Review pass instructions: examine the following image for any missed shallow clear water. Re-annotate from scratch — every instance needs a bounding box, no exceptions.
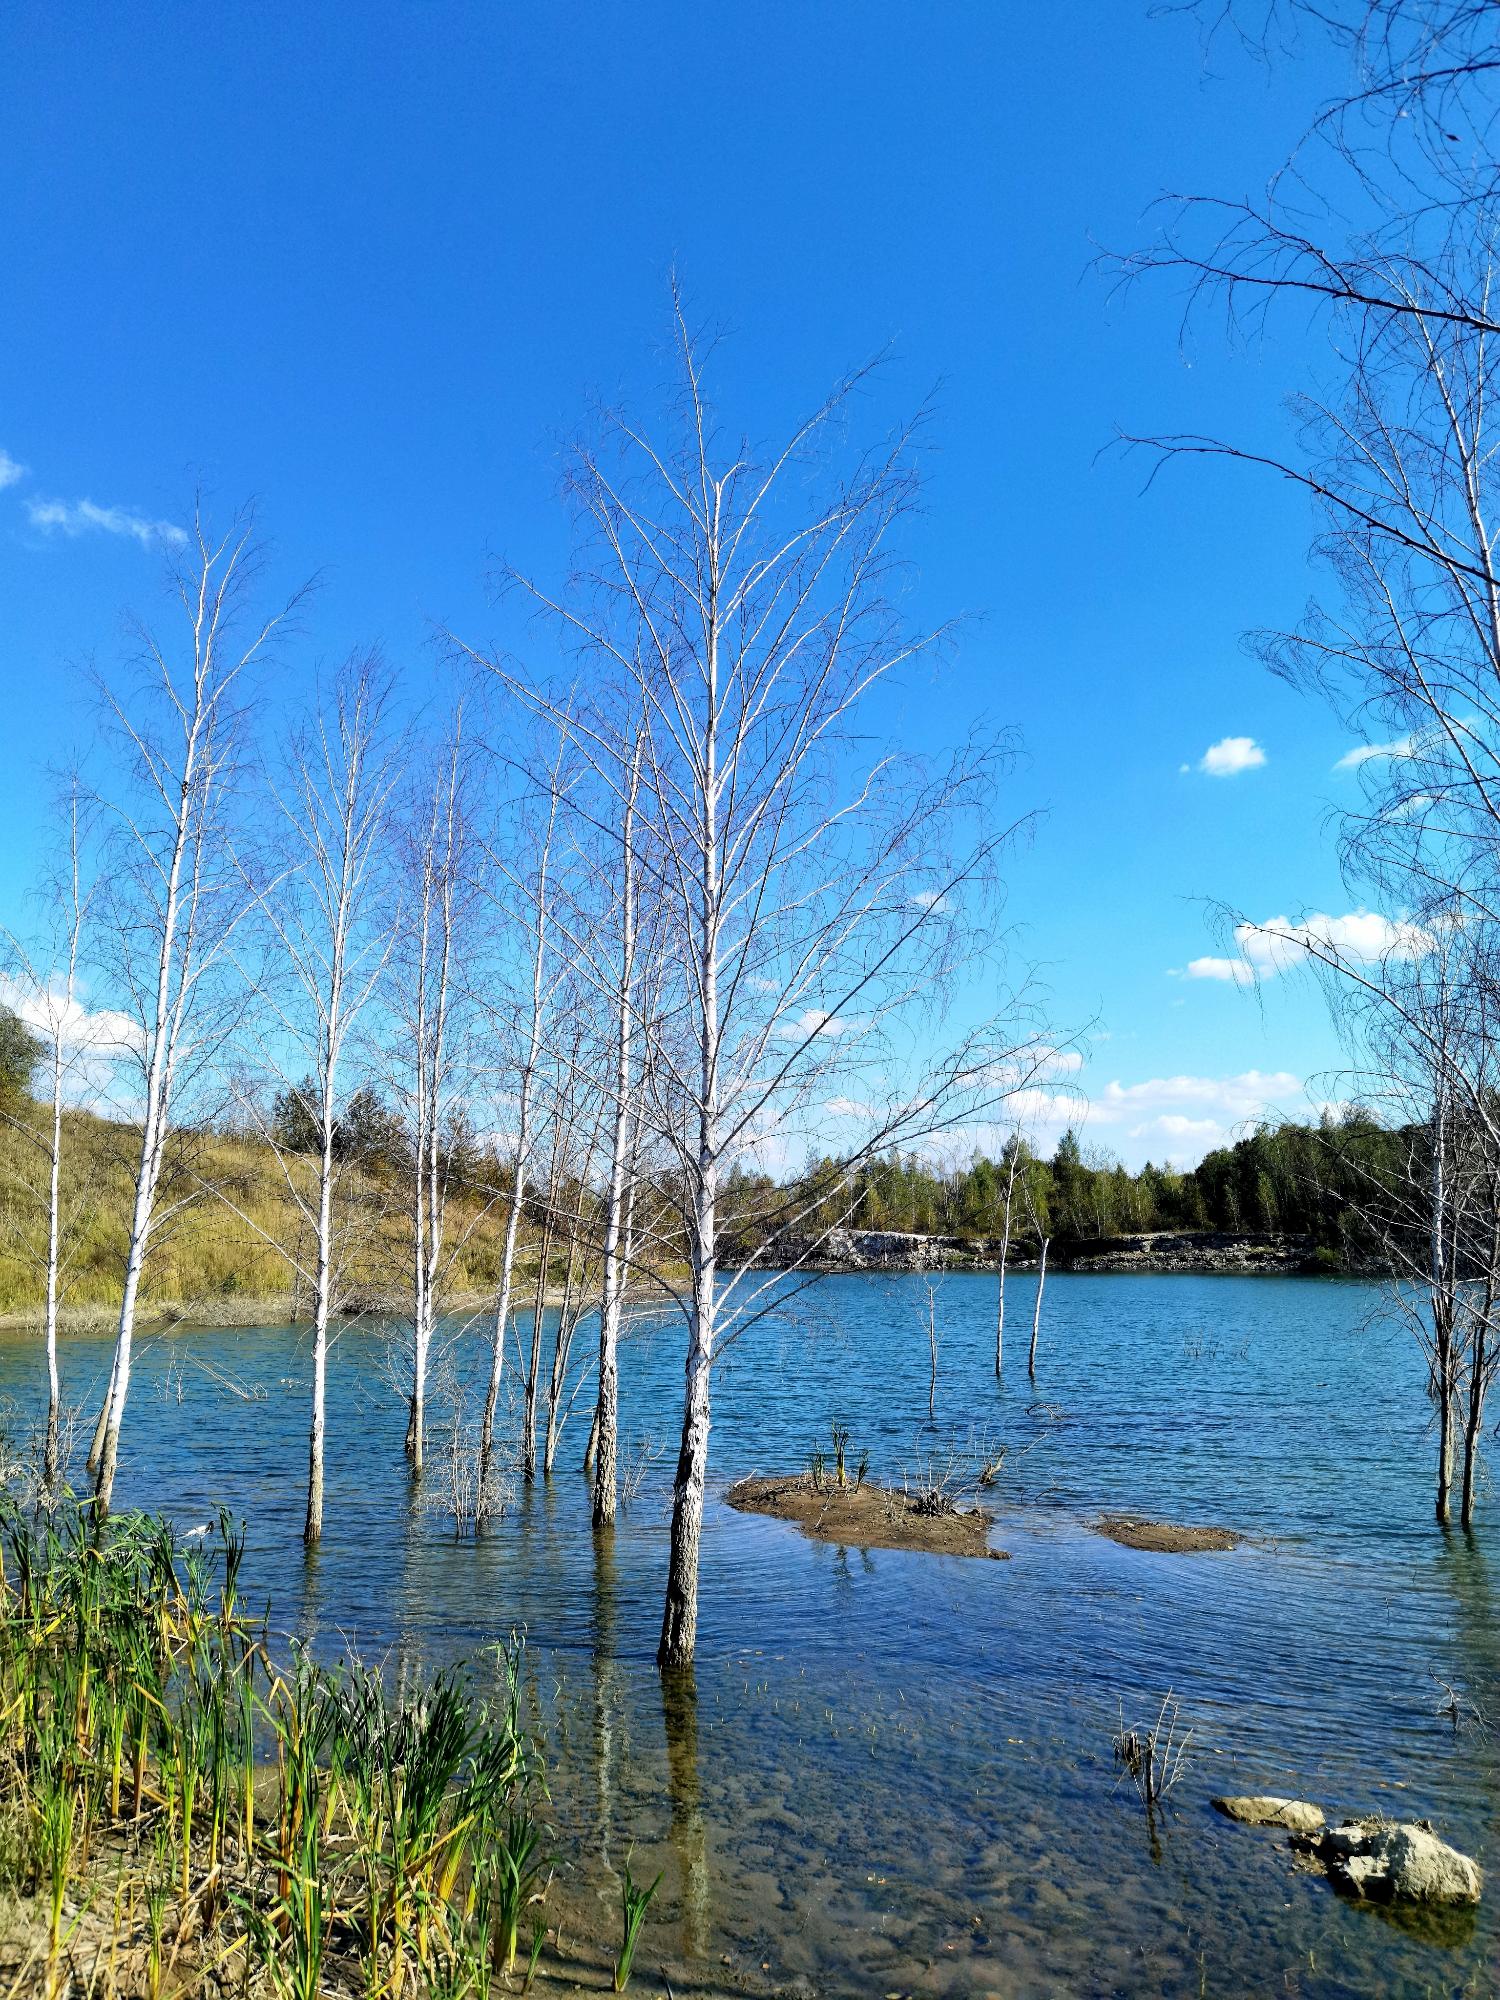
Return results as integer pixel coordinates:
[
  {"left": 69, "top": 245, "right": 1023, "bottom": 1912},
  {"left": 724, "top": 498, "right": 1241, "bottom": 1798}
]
[{"left": 3, "top": 1274, "right": 1498, "bottom": 1997}]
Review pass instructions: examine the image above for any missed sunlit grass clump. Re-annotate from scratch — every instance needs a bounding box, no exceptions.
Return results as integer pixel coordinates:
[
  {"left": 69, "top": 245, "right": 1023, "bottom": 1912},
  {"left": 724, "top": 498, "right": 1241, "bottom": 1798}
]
[{"left": 0, "top": 1504, "right": 565, "bottom": 1997}]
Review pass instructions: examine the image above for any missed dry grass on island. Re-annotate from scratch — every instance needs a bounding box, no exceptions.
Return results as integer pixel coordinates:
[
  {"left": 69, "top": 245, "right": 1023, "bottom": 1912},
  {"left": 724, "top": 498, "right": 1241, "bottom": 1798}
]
[{"left": 726, "top": 1470, "right": 1008, "bottom": 1560}]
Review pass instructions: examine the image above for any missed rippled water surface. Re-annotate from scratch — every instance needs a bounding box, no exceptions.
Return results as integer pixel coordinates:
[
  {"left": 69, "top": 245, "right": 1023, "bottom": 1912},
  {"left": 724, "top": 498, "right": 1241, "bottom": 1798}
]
[{"left": 4, "top": 1274, "right": 1498, "bottom": 1997}]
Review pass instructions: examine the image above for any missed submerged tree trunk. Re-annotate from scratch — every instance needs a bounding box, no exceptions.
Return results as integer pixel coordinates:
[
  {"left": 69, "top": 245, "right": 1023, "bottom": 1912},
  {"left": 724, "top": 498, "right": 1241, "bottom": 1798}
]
[
  {"left": 1436, "top": 1341, "right": 1455, "bottom": 1526},
  {"left": 659, "top": 835, "right": 718, "bottom": 1670},
  {"left": 96, "top": 1108, "right": 167, "bottom": 1512},
  {"left": 1028, "top": 1236, "right": 1049, "bottom": 1380},
  {"left": 544, "top": 1241, "right": 581, "bottom": 1478},
  {"left": 522, "top": 1215, "right": 554, "bottom": 1484},
  {"left": 305, "top": 1111, "right": 336, "bottom": 1545},
  {"left": 1460, "top": 1334, "right": 1483, "bottom": 1531},
  {"left": 404, "top": 741, "right": 462, "bottom": 1482},
  {"left": 593, "top": 739, "right": 641, "bottom": 1528},
  {"left": 1431, "top": 1090, "right": 1456, "bottom": 1527},
  {"left": 481, "top": 789, "right": 555, "bottom": 1505},
  {"left": 659, "top": 1278, "right": 713, "bottom": 1670},
  {"left": 995, "top": 1146, "right": 1018, "bottom": 1378},
  {"left": 42, "top": 1023, "right": 66, "bottom": 1490},
  {"left": 481, "top": 1148, "right": 526, "bottom": 1503},
  {"left": 1459, "top": 1252, "right": 1496, "bottom": 1532},
  {"left": 408, "top": 1152, "right": 430, "bottom": 1475}
]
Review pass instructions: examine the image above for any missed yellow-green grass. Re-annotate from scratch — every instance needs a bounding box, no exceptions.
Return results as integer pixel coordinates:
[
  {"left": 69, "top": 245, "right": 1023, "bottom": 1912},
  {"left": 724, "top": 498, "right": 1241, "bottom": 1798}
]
[{"left": 0, "top": 1107, "right": 526, "bottom": 1323}]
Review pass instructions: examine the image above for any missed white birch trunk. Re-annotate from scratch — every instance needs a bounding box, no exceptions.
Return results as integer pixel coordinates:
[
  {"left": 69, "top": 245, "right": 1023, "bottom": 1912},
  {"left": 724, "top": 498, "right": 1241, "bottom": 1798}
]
[
  {"left": 995, "top": 1145, "right": 1017, "bottom": 1379},
  {"left": 659, "top": 628, "right": 720, "bottom": 1673},
  {"left": 480, "top": 786, "right": 555, "bottom": 1502},
  {"left": 593, "top": 744, "right": 641, "bottom": 1528},
  {"left": 95, "top": 826, "right": 187, "bottom": 1513},
  {"left": 1028, "top": 1235, "right": 1049, "bottom": 1380}
]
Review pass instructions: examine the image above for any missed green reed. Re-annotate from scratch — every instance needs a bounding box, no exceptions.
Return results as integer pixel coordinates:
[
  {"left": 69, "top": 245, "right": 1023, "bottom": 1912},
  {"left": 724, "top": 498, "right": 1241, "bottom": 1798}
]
[
  {"left": 0, "top": 1500, "right": 599, "bottom": 1999},
  {"left": 613, "top": 1855, "right": 662, "bottom": 1992}
]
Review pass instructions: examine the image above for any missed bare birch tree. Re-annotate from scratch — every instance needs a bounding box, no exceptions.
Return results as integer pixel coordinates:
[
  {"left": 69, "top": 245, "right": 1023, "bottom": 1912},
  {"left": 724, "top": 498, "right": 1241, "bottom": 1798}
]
[
  {"left": 474, "top": 742, "right": 570, "bottom": 1507},
  {"left": 1120, "top": 2, "right": 1500, "bottom": 1526},
  {"left": 1024, "top": 1171, "right": 1049, "bottom": 1380},
  {"left": 591, "top": 728, "right": 648, "bottom": 1526},
  {"left": 465, "top": 297, "right": 1049, "bottom": 1668},
  {"left": 233, "top": 654, "right": 401, "bottom": 1543},
  {"left": 1, "top": 783, "right": 107, "bottom": 1488},
  {"left": 993, "top": 1132, "right": 1021, "bottom": 1376},
  {"left": 393, "top": 717, "right": 474, "bottom": 1478},
  {"left": 88, "top": 513, "right": 294, "bottom": 1513},
  {"left": 1257, "top": 913, "right": 1500, "bottom": 1526}
]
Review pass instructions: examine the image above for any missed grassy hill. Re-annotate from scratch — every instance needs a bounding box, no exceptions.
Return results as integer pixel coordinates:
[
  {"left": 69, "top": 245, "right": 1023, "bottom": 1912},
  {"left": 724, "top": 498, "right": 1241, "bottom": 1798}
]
[{"left": 0, "top": 1103, "right": 523, "bottom": 1326}]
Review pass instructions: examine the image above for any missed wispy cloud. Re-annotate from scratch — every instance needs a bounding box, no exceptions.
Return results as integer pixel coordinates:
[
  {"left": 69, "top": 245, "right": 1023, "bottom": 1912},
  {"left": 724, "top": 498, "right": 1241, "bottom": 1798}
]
[
  {"left": 1334, "top": 735, "right": 1416, "bottom": 771},
  {"left": 823, "top": 1095, "right": 874, "bottom": 1119},
  {"left": 777, "top": 1007, "right": 853, "bottom": 1042},
  {"left": 27, "top": 496, "right": 187, "bottom": 549},
  {"left": 1195, "top": 735, "right": 1267, "bottom": 778},
  {"left": 0, "top": 449, "right": 25, "bottom": 491},
  {"left": 967, "top": 1066, "right": 1309, "bottom": 1169}
]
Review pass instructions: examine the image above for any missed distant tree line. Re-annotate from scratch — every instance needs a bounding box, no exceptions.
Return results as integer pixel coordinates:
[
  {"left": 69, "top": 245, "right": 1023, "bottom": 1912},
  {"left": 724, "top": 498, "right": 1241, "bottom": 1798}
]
[{"left": 725, "top": 1114, "right": 1422, "bottom": 1271}]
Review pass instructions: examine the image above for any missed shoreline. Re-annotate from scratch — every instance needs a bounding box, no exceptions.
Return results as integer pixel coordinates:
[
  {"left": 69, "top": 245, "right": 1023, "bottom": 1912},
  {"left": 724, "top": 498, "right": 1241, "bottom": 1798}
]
[
  {"left": 0, "top": 1289, "right": 560, "bottom": 1336},
  {"left": 0, "top": 1236, "right": 1375, "bottom": 1333},
  {"left": 765, "top": 1226, "right": 1375, "bottom": 1278}
]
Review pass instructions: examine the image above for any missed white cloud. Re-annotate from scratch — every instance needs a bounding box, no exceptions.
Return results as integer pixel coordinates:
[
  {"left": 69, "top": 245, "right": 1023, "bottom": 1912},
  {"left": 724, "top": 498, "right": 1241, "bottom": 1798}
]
[
  {"left": 1128, "top": 1113, "right": 1224, "bottom": 1144},
  {"left": 0, "top": 449, "right": 25, "bottom": 490},
  {"left": 1005, "top": 1085, "right": 1093, "bottom": 1128},
  {"left": 966, "top": 1066, "right": 1311, "bottom": 1169},
  {"left": 0, "top": 974, "right": 138, "bottom": 1057},
  {"left": 822, "top": 1095, "right": 873, "bottom": 1119},
  {"left": 1175, "top": 910, "right": 1427, "bottom": 989},
  {"left": 1335, "top": 735, "right": 1416, "bottom": 771},
  {"left": 1099, "top": 1069, "right": 1305, "bottom": 1165},
  {"left": 0, "top": 974, "right": 140, "bottom": 1109},
  {"left": 1198, "top": 735, "right": 1267, "bottom": 778},
  {"left": 27, "top": 496, "right": 187, "bottom": 549},
  {"left": 1096, "top": 1070, "right": 1302, "bottom": 1120},
  {"left": 1040, "top": 1045, "right": 1084, "bottom": 1075},
  {"left": 1237, "top": 909, "right": 1427, "bottom": 978},
  {"left": 1184, "top": 955, "right": 1256, "bottom": 986}
]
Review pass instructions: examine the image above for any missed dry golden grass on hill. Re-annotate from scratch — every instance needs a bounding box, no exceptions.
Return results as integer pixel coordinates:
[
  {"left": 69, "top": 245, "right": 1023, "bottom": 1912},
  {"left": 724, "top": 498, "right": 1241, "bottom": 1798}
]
[{"left": 0, "top": 1104, "right": 524, "bottom": 1322}]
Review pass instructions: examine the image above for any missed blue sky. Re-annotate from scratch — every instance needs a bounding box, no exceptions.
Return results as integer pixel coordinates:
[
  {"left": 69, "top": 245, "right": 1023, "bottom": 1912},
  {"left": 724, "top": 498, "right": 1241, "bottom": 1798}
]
[{"left": 0, "top": 2, "right": 1389, "bottom": 1168}]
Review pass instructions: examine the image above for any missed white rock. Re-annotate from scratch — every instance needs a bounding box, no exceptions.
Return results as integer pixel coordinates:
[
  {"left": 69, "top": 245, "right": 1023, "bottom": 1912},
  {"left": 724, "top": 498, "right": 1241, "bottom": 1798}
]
[
  {"left": 1319, "top": 1820, "right": 1482, "bottom": 1906},
  {"left": 1213, "top": 1795, "right": 1325, "bottom": 1834}
]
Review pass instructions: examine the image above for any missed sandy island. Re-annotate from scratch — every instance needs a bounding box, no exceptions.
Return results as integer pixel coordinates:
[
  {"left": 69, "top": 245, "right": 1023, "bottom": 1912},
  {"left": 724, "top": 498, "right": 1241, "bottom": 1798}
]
[
  {"left": 1095, "top": 1514, "right": 1241, "bottom": 1552},
  {"left": 725, "top": 1472, "right": 1008, "bottom": 1559}
]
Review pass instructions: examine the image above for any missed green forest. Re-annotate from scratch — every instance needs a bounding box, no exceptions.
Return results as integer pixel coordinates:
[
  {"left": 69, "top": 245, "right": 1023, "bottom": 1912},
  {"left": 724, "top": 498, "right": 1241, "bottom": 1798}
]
[{"left": 765, "top": 1114, "right": 1418, "bottom": 1269}]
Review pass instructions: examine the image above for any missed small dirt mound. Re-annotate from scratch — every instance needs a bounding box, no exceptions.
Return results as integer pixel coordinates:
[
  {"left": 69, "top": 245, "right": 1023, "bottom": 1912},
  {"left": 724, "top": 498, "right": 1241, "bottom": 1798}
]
[
  {"left": 1096, "top": 1515, "right": 1240, "bottom": 1553},
  {"left": 726, "top": 1473, "right": 1007, "bottom": 1559}
]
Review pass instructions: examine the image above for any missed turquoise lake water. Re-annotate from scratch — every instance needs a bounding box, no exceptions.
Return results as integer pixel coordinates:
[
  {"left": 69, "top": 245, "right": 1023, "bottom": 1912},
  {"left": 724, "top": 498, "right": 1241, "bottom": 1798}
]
[{"left": 1, "top": 1273, "right": 1495, "bottom": 1997}]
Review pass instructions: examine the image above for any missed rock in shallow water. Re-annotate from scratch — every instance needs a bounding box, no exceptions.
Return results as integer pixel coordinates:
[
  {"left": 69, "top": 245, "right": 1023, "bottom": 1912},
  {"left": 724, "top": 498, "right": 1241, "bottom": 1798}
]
[
  {"left": 1297, "top": 1820, "right": 1482, "bottom": 1906},
  {"left": 1212, "top": 1795, "right": 1325, "bottom": 1834}
]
